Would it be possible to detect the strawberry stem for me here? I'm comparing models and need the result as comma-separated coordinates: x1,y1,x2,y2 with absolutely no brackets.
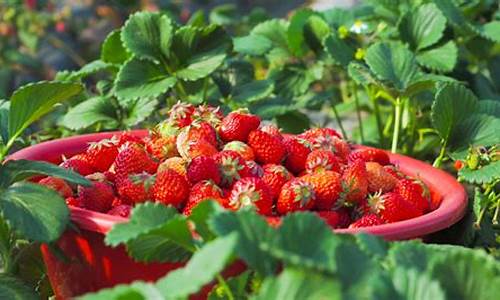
352,83,365,143
391,97,403,153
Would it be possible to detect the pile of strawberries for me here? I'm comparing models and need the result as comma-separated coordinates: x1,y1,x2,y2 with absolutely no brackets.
38,103,435,229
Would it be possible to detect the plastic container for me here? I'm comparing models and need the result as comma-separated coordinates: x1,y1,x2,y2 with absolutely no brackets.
8,130,467,299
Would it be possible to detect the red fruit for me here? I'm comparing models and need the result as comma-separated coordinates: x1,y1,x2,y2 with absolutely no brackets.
349,148,390,165
86,138,119,172
183,180,223,215
369,192,422,223
116,172,155,204
301,171,342,210
366,162,398,193
229,177,273,215
261,164,292,199
158,157,188,177
192,105,224,128
454,160,464,171
65,197,82,207
355,198,372,216
114,143,158,178
341,160,368,203
168,101,195,128
383,165,405,179
39,177,73,198
176,122,218,156
349,213,384,228
260,124,282,139
219,110,260,142
276,178,315,214
283,137,311,174
305,150,341,173
177,138,219,160
104,171,116,183
187,156,221,185
266,216,282,228
300,127,342,140
60,155,95,176
394,179,430,213
239,160,264,178
116,132,144,146
331,137,351,162
146,135,178,161
248,130,286,165
108,205,132,218
151,169,190,207
316,209,351,229
78,181,115,212
223,141,255,161
214,150,245,187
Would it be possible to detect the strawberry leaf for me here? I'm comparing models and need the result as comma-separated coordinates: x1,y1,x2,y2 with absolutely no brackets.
60,97,118,130
122,97,159,128
458,160,500,185
78,282,162,300
392,268,445,300
323,33,355,67
233,35,272,56
287,9,317,57
188,200,225,242
232,80,274,104
55,60,113,82
207,271,251,300
0,100,9,145
416,41,458,73
398,3,446,50
0,274,37,300
474,21,500,43
101,30,131,65
451,113,500,149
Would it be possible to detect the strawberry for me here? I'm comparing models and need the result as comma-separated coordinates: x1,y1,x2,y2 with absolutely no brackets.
114,143,158,178
331,137,350,162
223,141,255,161
301,170,342,210
219,110,260,142
155,120,180,138
229,177,273,215
266,216,282,228
168,101,195,128
260,124,282,140
239,160,264,178
158,157,188,177
283,136,311,174
104,171,116,183
177,138,218,160
369,192,422,223
39,177,73,198
60,155,95,176
383,165,405,179
305,150,341,173
276,178,315,214
116,132,144,147
214,150,245,187
187,156,221,185
261,164,292,199
65,196,82,207
178,121,218,147
78,181,115,212
366,162,397,193
146,135,178,161
192,104,224,128
151,169,190,207
300,127,342,141
349,148,390,165
85,138,119,172
183,180,224,215
349,213,384,228
248,129,286,165
394,178,430,213
316,209,351,229
116,172,155,204
341,160,368,203
108,205,132,218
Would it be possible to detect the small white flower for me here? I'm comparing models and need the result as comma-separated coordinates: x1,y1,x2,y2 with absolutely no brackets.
350,20,368,34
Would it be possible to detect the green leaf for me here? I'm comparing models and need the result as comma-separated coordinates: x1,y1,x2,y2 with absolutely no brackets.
233,35,272,56
187,10,206,27
323,33,355,67
105,203,178,247
321,7,354,28
0,100,9,144
78,282,162,300
451,113,500,149
122,97,158,127
434,0,471,32
398,3,446,50
270,63,323,98
56,60,112,81
416,41,458,72
156,234,238,299
303,16,331,54
431,83,478,142
101,30,131,65
209,209,278,275
251,19,289,50
121,12,173,62
347,62,382,87
478,100,500,117
458,160,500,185
249,96,296,119
0,183,69,242
3,160,91,186
476,21,500,43
387,241,436,272
0,274,37,300
232,80,274,104
364,42,419,92
287,9,316,57
115,58,176,101
60,97,118,130
188,200,225,241
208,271,251,300
392,268,445,300
251,268,341,300
209,4,238,26
8,81,83,142
355,233,389,259
276,111,310,134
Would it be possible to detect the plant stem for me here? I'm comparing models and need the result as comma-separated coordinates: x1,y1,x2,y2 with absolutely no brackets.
492,196,500,225
331,104,348,139
352,83,364,143
216,274,235,300
433,139,448,168
391,97,403,153
367,87,384,147
160,56,188,100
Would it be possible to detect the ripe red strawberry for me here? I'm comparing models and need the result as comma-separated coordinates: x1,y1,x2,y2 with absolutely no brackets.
301,171,342,210
383,165,405,179
116,132,144,146
261,164,292,199
168,101,195,128
223,141,255,161
39,177,73,198
260,124,282,140
146,135,178,161
60,155,95,176
331,137,350,162
177,121,218,147
369,192,422,223
277,178,315,214
78,181,115,212
177,138,219,160
349,148,390,165
192,104,224,128
349,213,384,228
219,110,260,142
316,209,351,229
187,156,221,185
85,138,119,172
394,178,430,213
366,162,398,193
158,157,188,177
248,129,286,164
65,196,82,207
104,171,116,183
155,120,180,139
300,127,342,140
283,136,311,174
239,160,264,178
151,169,190,207
214,150,245,187
229,177,273,215
108,205,132,218
114,143,158,178
266,216,282,228
305,150,341,173
183,180,224,215
116,172,155,204
341,160,368,203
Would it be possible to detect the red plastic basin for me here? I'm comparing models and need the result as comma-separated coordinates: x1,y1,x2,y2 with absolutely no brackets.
8,130,467,299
